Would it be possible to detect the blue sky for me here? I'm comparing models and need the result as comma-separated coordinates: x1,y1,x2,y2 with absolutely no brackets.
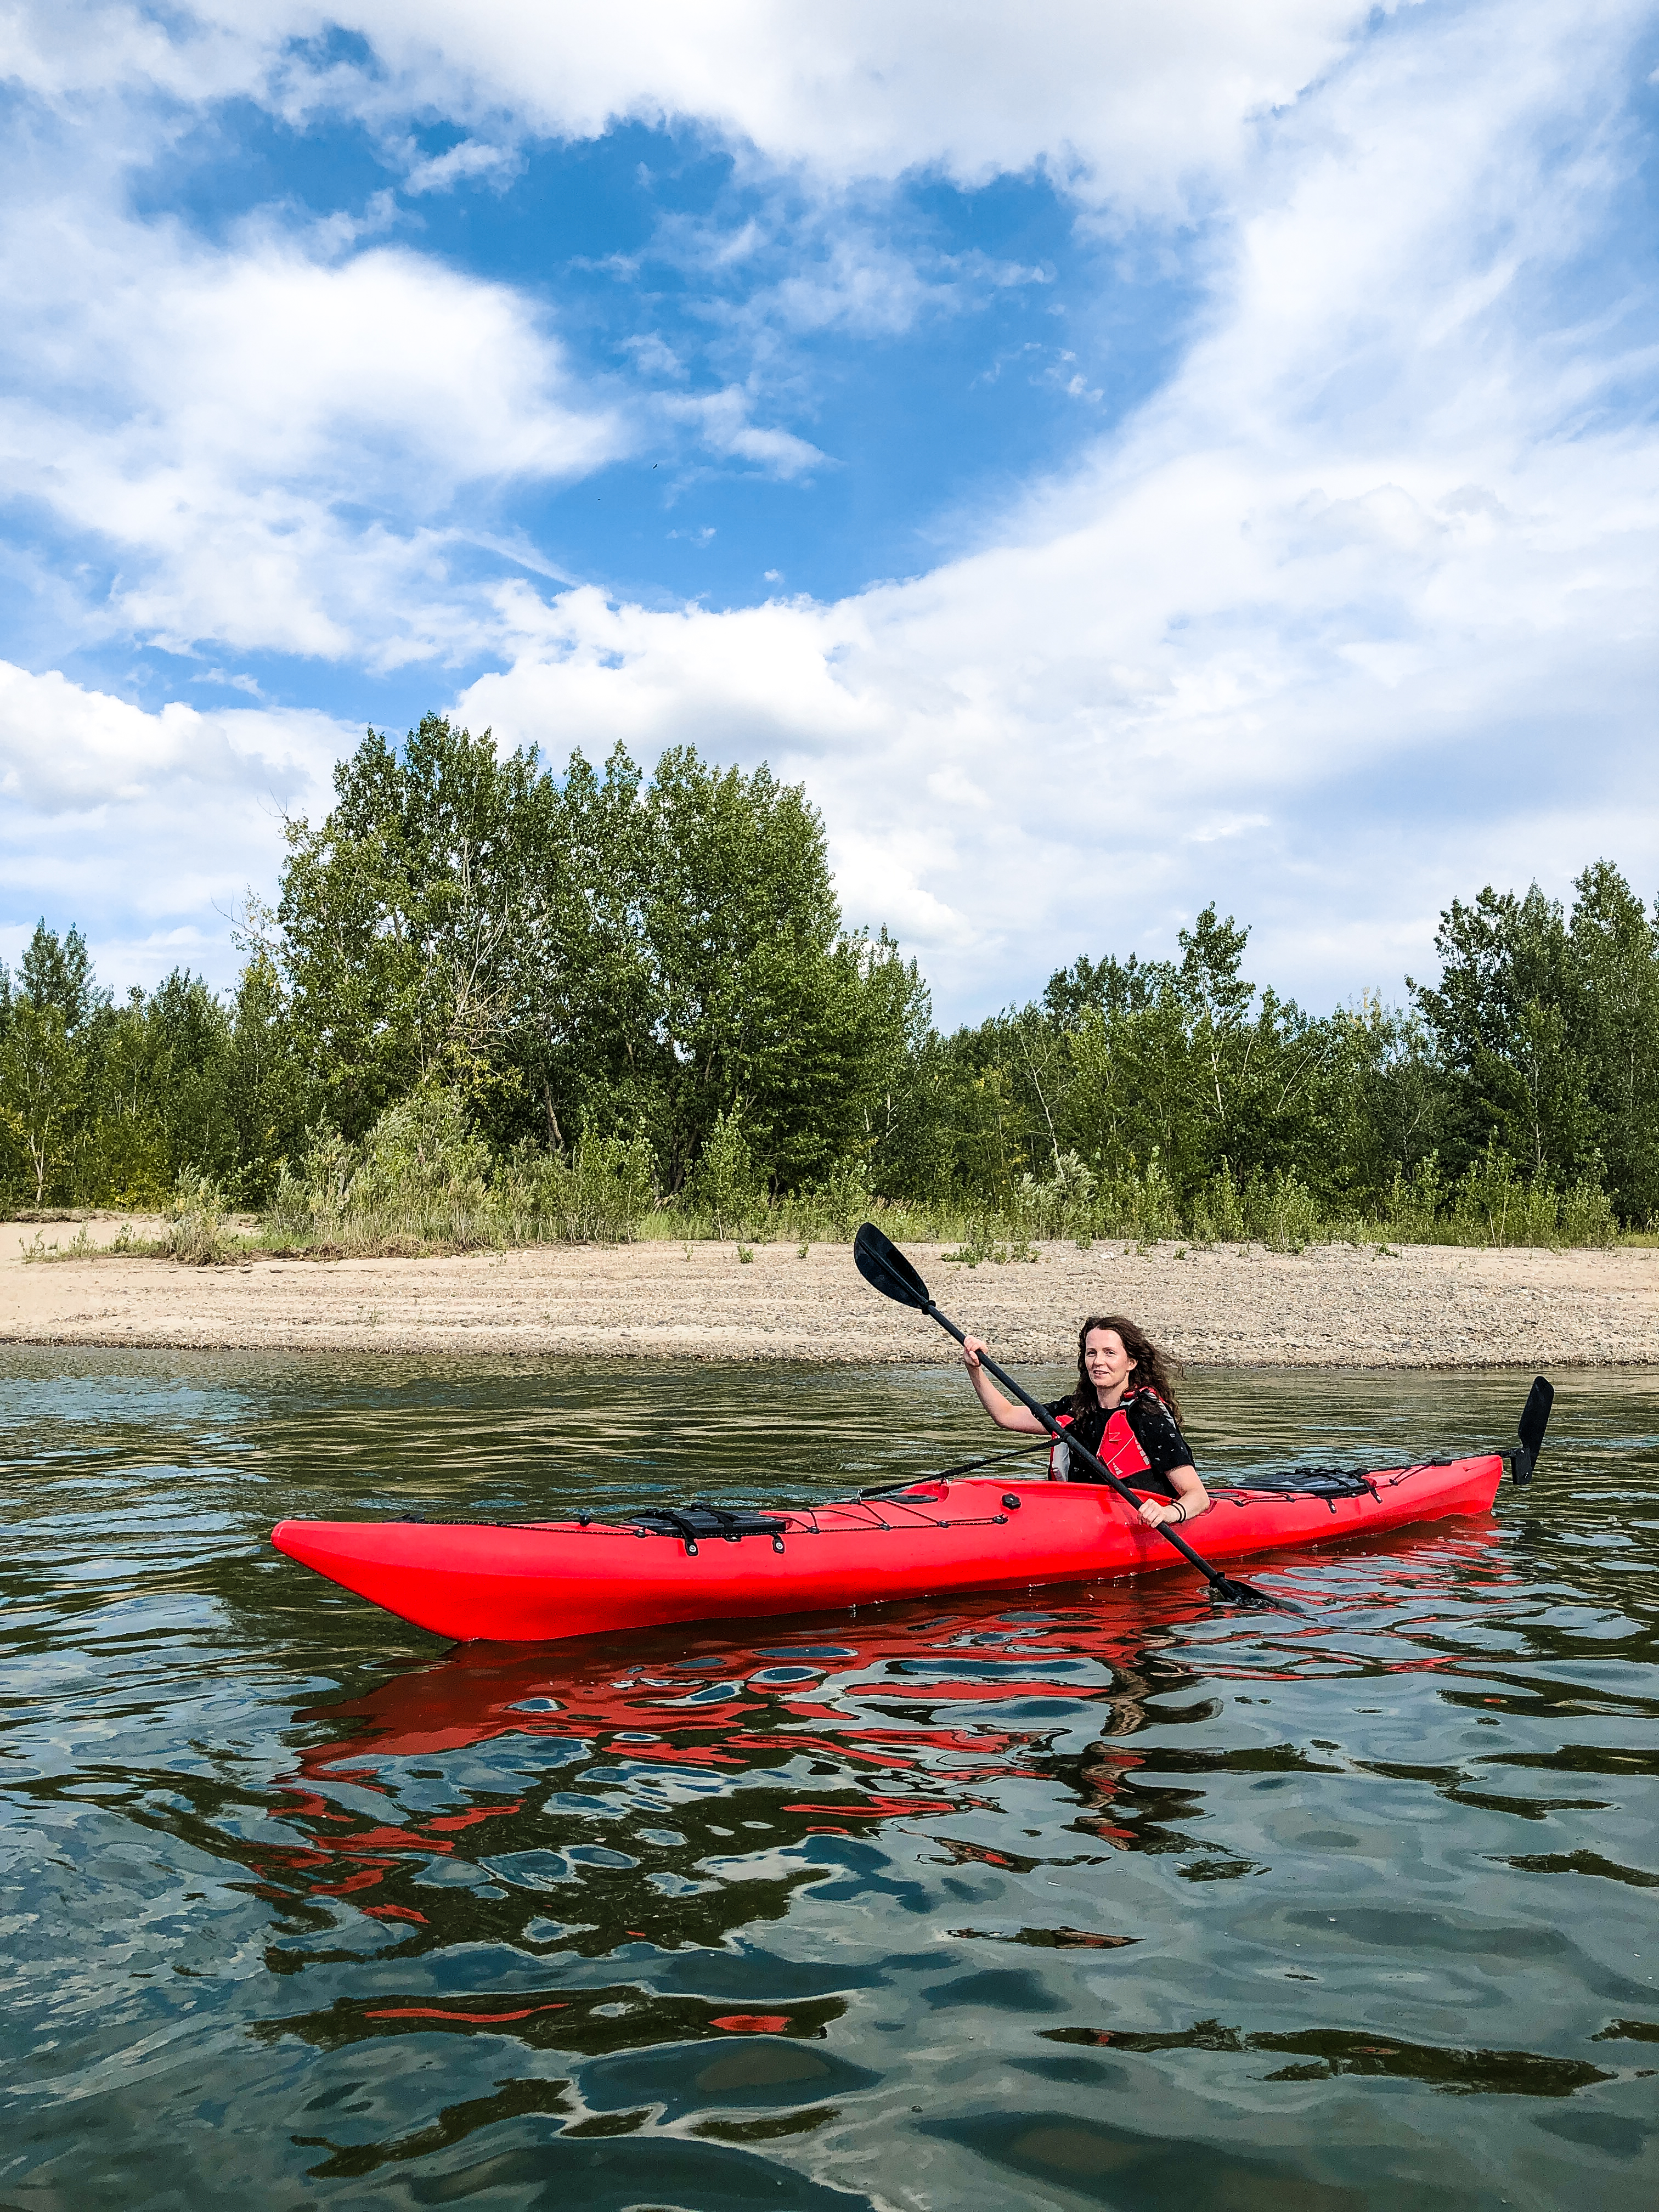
61,116,1187,714
3,2,1659,1024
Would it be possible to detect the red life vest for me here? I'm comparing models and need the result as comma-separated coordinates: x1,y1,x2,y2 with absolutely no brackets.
1049,1392,1165,1484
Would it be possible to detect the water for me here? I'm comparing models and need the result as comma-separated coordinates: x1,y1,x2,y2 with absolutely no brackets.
3,1351,1656,2210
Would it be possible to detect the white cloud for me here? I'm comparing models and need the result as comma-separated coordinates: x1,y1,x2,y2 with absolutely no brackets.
4,3,1388,219
0,1,1385,676
665,386,827,477
0,190,625,663
450,1,1659,1018
5,0,1659,1025
0,661,346,989
400,136,520,195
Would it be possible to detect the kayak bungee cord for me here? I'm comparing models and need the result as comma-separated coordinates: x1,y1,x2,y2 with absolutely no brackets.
853,1220,1289,1613
861,1440,1049,1498
268,1265,1553,1641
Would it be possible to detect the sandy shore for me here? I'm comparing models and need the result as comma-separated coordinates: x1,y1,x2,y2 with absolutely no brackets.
2,1216,1657,1364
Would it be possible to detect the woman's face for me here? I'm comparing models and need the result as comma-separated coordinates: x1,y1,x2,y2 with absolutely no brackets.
1084,1328,1135,1401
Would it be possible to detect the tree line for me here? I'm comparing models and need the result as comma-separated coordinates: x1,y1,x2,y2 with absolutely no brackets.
2,713,1654,1243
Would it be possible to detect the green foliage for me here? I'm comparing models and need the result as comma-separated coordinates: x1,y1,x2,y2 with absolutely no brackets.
0,998,82,1206
276,715,560,1134
1188,1160,1248,1245
943,1222,1040,1266
688,1102,764,1239
268,1090,496,1251
499,1129,659,1244
1248,1167,1322,1253
810,1155,873,1238
165,1169,237,1265
5,731,1657,1260
21,920,104,1031
263,1091,658,1252
1413,862,1659,1221
1379,1155,1446,1243
271,719,920,1197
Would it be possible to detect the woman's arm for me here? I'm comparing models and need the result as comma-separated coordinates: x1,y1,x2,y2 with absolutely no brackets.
1136,1464,1210,1528
960,1336,1049,1433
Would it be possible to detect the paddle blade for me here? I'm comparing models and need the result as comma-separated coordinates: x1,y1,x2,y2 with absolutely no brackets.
1519,1374,1554,1460
1211,1574,1296,1614
1510,1373,1554,1487
853,1222,933,1311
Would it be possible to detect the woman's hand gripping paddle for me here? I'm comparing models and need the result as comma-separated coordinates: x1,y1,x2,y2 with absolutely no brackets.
853,1221,1287,1612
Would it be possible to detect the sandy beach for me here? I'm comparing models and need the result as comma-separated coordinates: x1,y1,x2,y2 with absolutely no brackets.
3,1215,1657,1364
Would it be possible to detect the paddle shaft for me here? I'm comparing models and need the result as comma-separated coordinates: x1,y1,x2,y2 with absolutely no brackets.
921,1301,1238,1591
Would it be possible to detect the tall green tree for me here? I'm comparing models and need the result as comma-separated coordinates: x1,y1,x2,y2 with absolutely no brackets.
638,747,896,1187
1565,860,1659,1221
0,1000,82,1206
272,718,922,1193
1413,881,1599,1184
278,715,564,1135
20,920,105,1031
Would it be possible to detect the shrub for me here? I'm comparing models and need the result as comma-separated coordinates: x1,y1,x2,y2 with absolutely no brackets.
166,1167,235,1264
1188,1159,1248,1245
1449,1139,1560,1248
689,1104,764,1239
1380,1155,1444,1243
811,1155,872,1239
1090,1149,1181,1243
1245,1167,1321,1252
354,1085,493,1223
548,1130,658,1242
1559,1178,1618,1247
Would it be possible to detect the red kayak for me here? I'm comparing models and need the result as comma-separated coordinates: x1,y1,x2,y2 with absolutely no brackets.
272,1452,1505,1645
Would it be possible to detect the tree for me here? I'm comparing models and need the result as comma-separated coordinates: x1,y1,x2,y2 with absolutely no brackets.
20,920,105,1032
640,747,898,1188
277,715,563,1135
1414,882,1599,1184
0,1000,82,1206
223,946,307,1203
272,718,919,1194
1565,860,1659,1221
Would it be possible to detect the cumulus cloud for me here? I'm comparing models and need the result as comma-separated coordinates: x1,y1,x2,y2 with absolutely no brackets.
4,2,1385,217
451,1,1659,1017
0,661,347,989
0,183,624,663
0,1,1384,679
5,0,1659,1022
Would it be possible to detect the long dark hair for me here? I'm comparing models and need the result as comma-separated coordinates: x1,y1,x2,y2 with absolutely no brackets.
1072,1315,1183,1421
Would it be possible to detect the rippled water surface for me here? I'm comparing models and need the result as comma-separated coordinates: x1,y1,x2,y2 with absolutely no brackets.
3,1351,1657,2210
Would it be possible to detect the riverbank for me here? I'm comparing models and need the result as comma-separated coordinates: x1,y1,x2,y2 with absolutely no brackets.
3,1219,1657,1363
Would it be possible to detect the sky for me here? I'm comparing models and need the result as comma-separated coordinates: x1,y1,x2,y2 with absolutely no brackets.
3,1,1658,1025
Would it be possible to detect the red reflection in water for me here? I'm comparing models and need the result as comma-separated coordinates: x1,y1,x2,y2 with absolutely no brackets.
253,1522,1515,1915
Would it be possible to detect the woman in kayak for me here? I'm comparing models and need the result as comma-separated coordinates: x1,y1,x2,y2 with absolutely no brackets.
960,1314,1210,1528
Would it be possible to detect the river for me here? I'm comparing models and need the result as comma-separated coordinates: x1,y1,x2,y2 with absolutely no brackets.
3,1351,1656,2209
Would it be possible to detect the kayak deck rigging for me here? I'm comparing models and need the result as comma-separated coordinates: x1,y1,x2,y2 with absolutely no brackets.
273,1451,1509,1646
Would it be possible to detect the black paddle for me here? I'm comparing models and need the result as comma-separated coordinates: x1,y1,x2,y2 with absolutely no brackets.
853,1222,1284,1612
1509,1374,1554,1486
